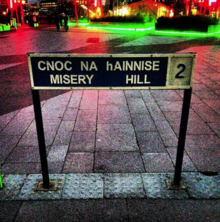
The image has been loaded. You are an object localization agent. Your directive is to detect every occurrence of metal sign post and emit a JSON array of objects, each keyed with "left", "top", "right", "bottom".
[
  {"left": 174, "top": 88, "right": 192, "bottom": 185},
  {"left": 31, "top": 90, "right": 50, "bottom": 188},
  {"left": 28, "top": 53, "right": 196, "bottom": 189}
]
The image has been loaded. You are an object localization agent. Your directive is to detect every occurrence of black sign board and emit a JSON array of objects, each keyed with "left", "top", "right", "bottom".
[{"left": 28, "top": 53, "right": 195, "bottom": 90}]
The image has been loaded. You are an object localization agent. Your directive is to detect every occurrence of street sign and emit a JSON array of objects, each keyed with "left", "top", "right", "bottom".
[
  {"left": 28, "top": 52, "right": 196, "bottom": 189},
  {"left": 28, "top": 53, "right": 196, "bottom": 90}
]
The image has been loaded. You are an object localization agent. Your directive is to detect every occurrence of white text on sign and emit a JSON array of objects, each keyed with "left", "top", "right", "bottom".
[
  {"left": 50, "top": 75, "right": 94, "bottom": 84},
  {"left": 126, "top": 75, "right": 151, "bottom": 84},
  {"left": 37, "top": 60, "right": 161, "bottom": 72}
]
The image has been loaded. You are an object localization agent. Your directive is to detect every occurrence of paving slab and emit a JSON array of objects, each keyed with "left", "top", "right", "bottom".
[
  {"left": 0, "top": 201, "right": 22, "bottom": 222},
  {"left": 63, "top": 107, "right": 78, "bottom": 121},
  {"left": 62, "top": 174, "right": 103, "bottom": 199},
  {"left": 99, "top": 90, "right": 127, "bottom": 105},
  {"left": 47, "top": 161, "right": 64, "bottom": 174},
  {"left": 182, "top": 173, "right": 220, "bottom": 199},
  {"left": 126, "top": 98, "right": 149, "bottom": 114},
  {"left": 0, "top": 116, "right": 32, "bottom": 136},
  {"left": 136, "top": 131, "right": 166, "bottom": 153},
  {"left": 151, "top": 90, "right": 183, "bottom": 101},
  {"left": 192, "top": 103, "right": 219, "bottom": 122},
  {"left": 124, "top": 90, "right": 142, "bottom": 98},
  {"left": 105, "top": 173, "right": 145, "bottom": 198},
  {"left": 96, "top": 124, "right": 138, "bottom": 151},
  {"left": 0, "top": 111, "right": 19, "bottom": 132},
  {"left": 156, "top": 101, "right": 183, "bottom": 112},
  {"left": 127, "top": 199, "right": 220, "bottom": 222},
  {"left": 167, "top": 147, "right": 197, "bottom": 172},
  {"left": 74, "top": 110, "right": 97, "bottom": 131},
  {"left": 94, "top": 152, "right": 145, "bottom": 173},
  {"left": 131, "top": 113, "right": 157, "bottom": 131},
  {"left": 0, "top": 135, "right": 21, "bottom": 164},
  {"left": 0, "top": 175, "right": 26, "bottom": 200},
  {"left": 98, "top": 104, "right": 131, "bottom": 124},
  {"left": 0, "top": 172, "right": 219, "bottom": 201},
  {"left": 80, "top": 90, "right": 98, "bottom": 110},
  {"left": 19, "top": 174, "right": 65, "bottom": 200},
  {"left": 185, "top": 146, "right": 220, "bottom": 172},
  {"left": 207, "top": 122, "right": 220, "bottom": 136},
  {"left": 142, "top": 173, "right": 189, "bottom": 199},
  {"left": 15, "top": 199, "right": 128, "bottom": 222},
  {"left": 63, "top": 153, "right": 94, "bottom": 173},
  {"left": 145, "top": 102, "right": 166, "bottom": 121},
  {"left": 2, "top": 163, "right": 41, "bottom": 174},
  {"left": 47, "top": 145, "right": 68, "bottom": 162},
  {"left": 140, "top": 90, "right": 156, "bottom": 103},
  {"left": 69, "top": 131, "right": 96, "bottom": 152},
  {"left": 6, "top": 146, "right": 41, "bottom": 163},
  {"left": 142, "top": 153, "right": 174, "bottom": 173}
]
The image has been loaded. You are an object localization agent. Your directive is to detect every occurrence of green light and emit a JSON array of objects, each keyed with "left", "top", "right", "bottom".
[
  {"left": 87, "top": 26, "right": 135, "bottom": 31},
  {"left": 68, "top": 22, "right": 88, "bottom": 26},
  {"left": 0, "top": 24, "right": 10, "bottom": 32},
  {"left": 87, "top": 26, "right": 155, "bottom": 32},
  {"left": 86, "top": 23, "right": 220, "bottom": 37},
  {"left": 0, "top": 169, "right": 2, "bottom": 189},
  {"left": 136, "top": 27, "right": 155, "bottom": 32},
  {"left": 155, "top": 30, "right": 220, "bottom": 37}
]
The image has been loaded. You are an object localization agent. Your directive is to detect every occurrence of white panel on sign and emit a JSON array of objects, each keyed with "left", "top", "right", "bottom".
[{"left": 168, "top": 56, "right": 194, "bottom": 88}]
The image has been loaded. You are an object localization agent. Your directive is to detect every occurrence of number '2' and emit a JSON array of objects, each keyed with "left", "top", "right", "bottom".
[{"left": 175, "top": 64, "right": 186, "bottom": 79}]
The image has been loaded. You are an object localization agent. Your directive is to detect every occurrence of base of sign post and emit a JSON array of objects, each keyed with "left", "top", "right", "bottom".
[
  {"left": 34, "top": 180, "right": 60, "bottom": 191},
  {"left": 166, "top": 179, "right": 186, "bottom": 190}
]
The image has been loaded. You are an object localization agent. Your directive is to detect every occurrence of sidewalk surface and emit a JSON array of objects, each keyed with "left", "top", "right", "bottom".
[{"left": 0, "top": 24, "right": 220, "bottom": 221}]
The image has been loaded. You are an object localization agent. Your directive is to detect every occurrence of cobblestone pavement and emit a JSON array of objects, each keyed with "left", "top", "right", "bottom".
[{"left": 0, "top": 24, "right": 220, "bottom": 221}]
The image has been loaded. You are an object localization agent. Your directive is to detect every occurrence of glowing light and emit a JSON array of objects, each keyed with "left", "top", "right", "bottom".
[
  {"left": 209, "top": 0, "right": 216, "bottom": 6},
  {"left": 169, "top": 9, "right": 174, "bottom": 17},
  {"left": 136, "top": 27, "right": 155, "bottom": 31},
  {"left": 80, "top": 5, "right": 95, "bottom": 16},
  {"left": 87, "top": 26, "right": 155, "bottom": 32},
  {"left": 10, "top": 0, "right": 13, "bottom": 8},
  {"left": 86, "top": 25, "right": 220, "bottom": 36},
  {"left": 155, "top": 30, "right": 220, "bottom": 37},
  {"left": 122, "top": 7, "right": 129, "bottom": 16},
  {"left": 94, "top": 0, "right": 97, "bottom": 7},
  {"left": 96, "top": 7, "right": 101, "bottom": 18},
  {"left": 68, "top": 22, "right": 88, "bottom": 26},
  {"left": 88, "top": 26, "right": 135, "bottom": 31}
]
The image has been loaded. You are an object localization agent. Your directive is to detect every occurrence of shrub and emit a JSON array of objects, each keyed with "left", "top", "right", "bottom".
[
  {"left": 156, "top": 15, "right": 219, "bottom": 32},
  {"left": 91, "top": 15, "right": 145, "bottom": 23}
]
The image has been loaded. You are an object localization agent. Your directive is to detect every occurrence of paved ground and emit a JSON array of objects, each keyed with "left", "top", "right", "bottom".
[{"left": 0, "top": 24, "right": 220, "bottom": 221}]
